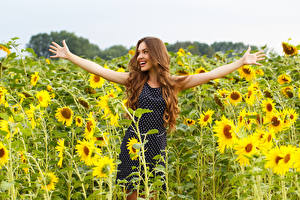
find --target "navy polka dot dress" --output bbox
[116,81,167,191]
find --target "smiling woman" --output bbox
[49,36,265,199]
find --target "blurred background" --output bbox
[1,0,300,58]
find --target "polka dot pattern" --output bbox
[116,82,167,191]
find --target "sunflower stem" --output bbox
[281,176,287,200]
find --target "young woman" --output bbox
[49,37,265,199]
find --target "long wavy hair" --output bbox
[124,37,187,133]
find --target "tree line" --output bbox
[27,30,258,60]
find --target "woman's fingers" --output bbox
[62,40,67,47]
[49,49,56,54]
[51,41,61,48]
[257,57,265,61]
[49,45,57,50]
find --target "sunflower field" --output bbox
[0,38,299,200]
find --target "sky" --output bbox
[1,0,300,56]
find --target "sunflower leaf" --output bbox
[147,129,159,135]
[134,108,152,118]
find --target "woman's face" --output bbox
[137,41,153,72]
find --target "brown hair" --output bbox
[124,37,187,134]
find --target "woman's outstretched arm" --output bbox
[177,47,266,90]
[48,40,129,85]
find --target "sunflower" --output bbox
[76,139,95,166]
[283,108,298,125]
[177,60,184,66]
[36,90,51,107]
[19,151,29,173]
[266,111,283,133]
[255,69,264,76]
[254,128,275,154]
[78,98,89,109]
[0,87,8,106]
[75,116,84,127]
[84,113,96,140]
[265,145,296,175]
[294,148,300,172]
[47,85,53,92]
[234,135,258,166]
[55,107,73,126]
[25,104,39,129]
[238,65,256,81]
[89,74,105,89]
[127,137,141,160]
[128,49,135,56]
[277,74,291,85]
[30,72,39,86]
[109,113,119,127]
[55,139,65,168]
[93,156,115,178]
[0,44,11,55]
[177,48,185,56]
[227,90,242,105]
[176,69,189,76]
[195,67,207,74]
[0,142,9,167]
[213,116,238,153]
[40,172,58,191]
[244,87,256,105]
[281,86,294,98]
[93,132,109,147]
[198,109,214,127]
[184,118,195,126]
[261,98,276,115]
[282,42,298,56]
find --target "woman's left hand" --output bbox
[241,47,266,66]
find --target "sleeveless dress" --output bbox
[115,82,167,191]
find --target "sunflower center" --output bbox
[256,115,263,124]
[77,118,81,123]
[282,77,288,82]
[284,154,290,163]
[204,115,210,122]
[96,136,104,141]
[199,69,205,73]
[61,108,71,119]
[266,104,273,112]
[267,135,272,142]
[259,134,264,139]
[101,164,110,175]
[242,67,251,74]
[248,90,252,97]
[223,125,232,139]
[0,148,5,157]
[275,156,283,164]
[39,96,43,102]
[93,75,100,83]
[45,175,52,185]
[83,146,90,156]
[245,144,253,153]
[271,117,280,127]
[230,92,240,100]
[87,121,93,132]
[132,146,137,153]
[33,76,37,82]
[290,115,294,119]
[239,116,243,123]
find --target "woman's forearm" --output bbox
[66,52,103,75]
[65,52,129,85]
[208,58,245,79]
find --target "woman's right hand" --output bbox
[49,40,70,59]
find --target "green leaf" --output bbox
[147,129,158,135]
[132,143,142,150]
[134,108,152,118]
